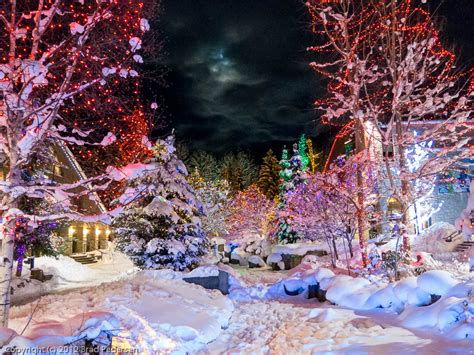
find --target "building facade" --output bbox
[0,141,112,255]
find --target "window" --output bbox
[53,165,63,177]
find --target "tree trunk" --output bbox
[355,125,368,267]
[348,238,354,258]
[0,224,16,327]
[332,237,339,260]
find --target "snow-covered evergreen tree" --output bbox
[273,143,308,244]
[113,136,208,271]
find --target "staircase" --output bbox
[70,254,98,265]
[453,241,474,255]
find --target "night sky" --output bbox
[153,0,473,159]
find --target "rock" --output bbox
[283,279,306,296]
[248,255,266,268]
[183,270,230,295]
[30,268,53,282]
[307,284,319,299]
[317,288,327,302]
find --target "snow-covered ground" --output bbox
[12,251,138,305]
[6,232,473,353]
[208,301,473,354]
[8,270,233,353]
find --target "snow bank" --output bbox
[393,277,431,306]
[417,270,458,296]
[4,312,119,350]
[228,263,472,340]
[413,222,462,253]
[35,255,97,283]
[9,269,234,353]
[272,242,326,256]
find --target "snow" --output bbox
[417,270,459,296]
[207,301,471,354]
[248,255,266,267]
[12,251,137,304]
[185,265,219,278]
[69,22,85,35]
[393,277,431,306]
[5,312,120,350]
[272,242,326,256]
[412,222,463,253]
[226,261,473,341]
[8,270,233,353]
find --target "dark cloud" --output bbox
[153,0,472,158]
[155,0,324,157]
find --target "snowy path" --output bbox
[206,265,473,354]
[207,300,471,354]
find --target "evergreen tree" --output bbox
[113,136,208,271]
[188,150,220,182]
[273,143,307,244]
[298,134,310,172]
[257,149,281,200]
[220,152,257,193]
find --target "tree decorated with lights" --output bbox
[0,0,154,325]
[188,169,231,239]
[306,136,323,173]
[113,136,208,271]
[273,143,308,243]
[257,149,281,200]
[306,0,472,263]
[298,134,310,172]
[226,184,275,243]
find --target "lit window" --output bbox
[53,165,63,177]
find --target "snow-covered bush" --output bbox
[113,137,208,271]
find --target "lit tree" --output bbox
[189,169,231,239]
[273,143,308,243]
[286,155,378,268]
[113,136,208,271]
[298,134,310,171]
[306,136,323,173]
[257,149,280,200]
[0,0,152,325]
[306,0,472,262]
[226,184,275,244]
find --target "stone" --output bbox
[307,284,319,299]
[183,270,230,295]
[30,268,53,282]
[283,283,304,296]
[280,249,328,270]
[316,288,327,302]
